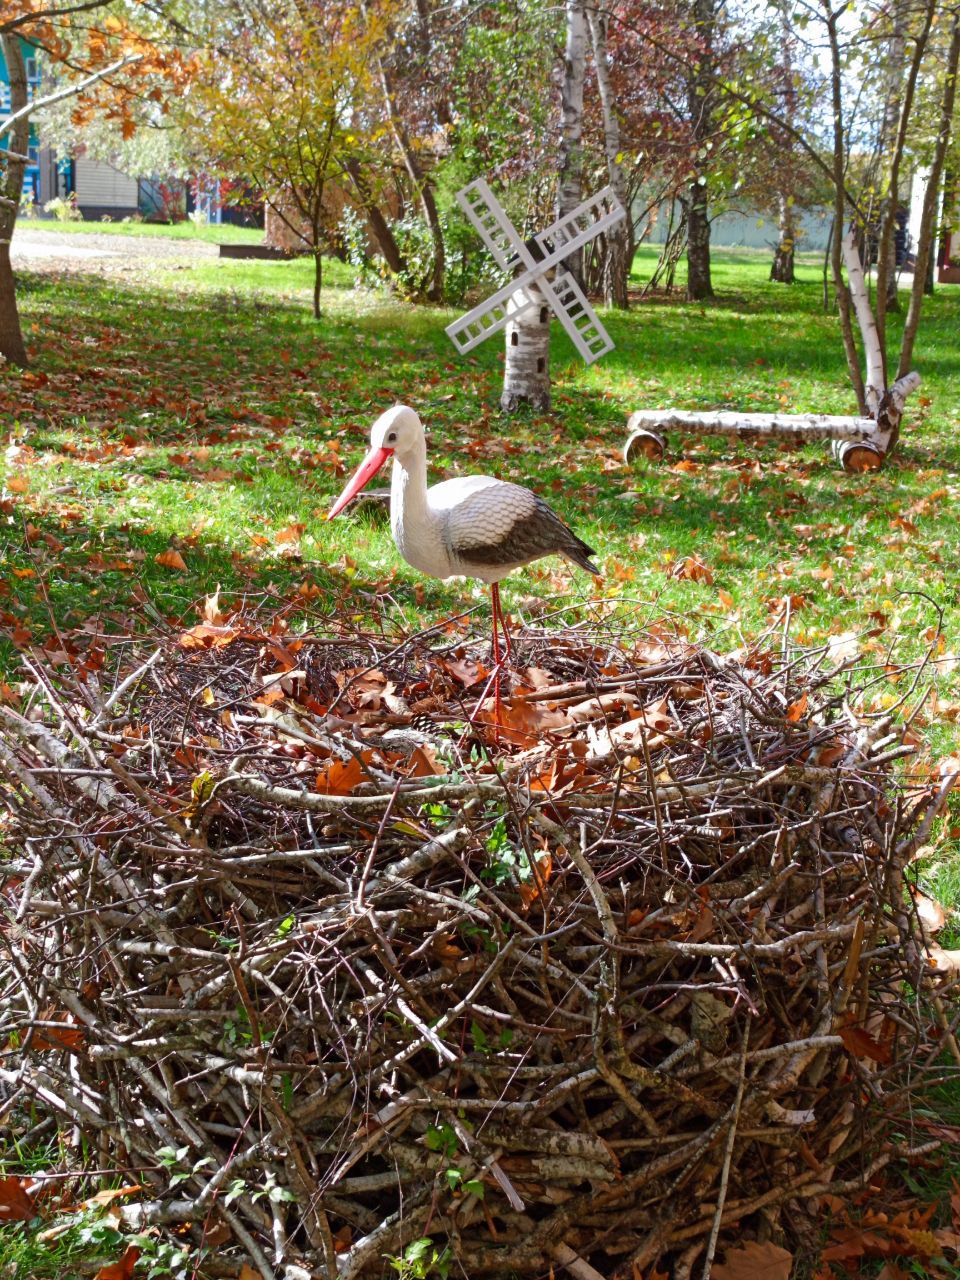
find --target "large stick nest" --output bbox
[0,611,954,1280]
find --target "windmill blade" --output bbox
[455,179,535,273]
[540,271,615,365]
[534,186,626,265]
[445,284,540,355]
[446,231,608,355]
[446,268,614,365]
[446,178,625,359]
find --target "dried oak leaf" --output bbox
[202,589,225,625]
[408,745,444,778]
[275,522,305,546]
[480,697,568,747]
[908,885,947,935]
[82,1185,142,1211]
[838,1024,893,1065]
[94,1247,140,1280]
[925,945,960,975]
[315,753,370,796]
[154,548,188,572]
[672,554,714,584]
[32,1012,86,1053]
[0,1177,37,1223]
[179,624,239,650]
[442,654,488,688]
[712,1241,793,1280]
[785,691,809,723]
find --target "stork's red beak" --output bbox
[327,446,393,519]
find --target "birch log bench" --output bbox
[625,231,922,474]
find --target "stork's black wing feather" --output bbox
[453,497,599,574]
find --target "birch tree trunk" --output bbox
[685,183,713,299]
[770,1,797,284]
[684,0,716,301]
[898,8,960,377]
[0,33,29,368]
[875,4,907,317]
[501,285,551,412]
[875,0,934,349]
[586,3,630,308]
[557,0,587,288]
[824,1,867,415]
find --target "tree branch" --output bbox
[0,52,143,134]
[0,0,113,36]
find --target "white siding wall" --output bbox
[74,158,138,209]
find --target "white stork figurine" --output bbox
[328,405,599,706]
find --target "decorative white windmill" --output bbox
[446,178,627,410]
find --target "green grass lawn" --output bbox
[14,214,265,244]
[4,242,960,715]
[3,238,959,861]
[2,234,960,1270]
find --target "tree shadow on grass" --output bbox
[15,268,960,427]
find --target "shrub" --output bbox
[339,206,505,304]
[43,194,82,222]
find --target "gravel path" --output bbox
[11,226,221,275]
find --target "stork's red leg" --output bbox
[495,585,512,661]
[491,583,503,723]
[490,582,501,667]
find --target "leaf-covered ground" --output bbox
[2,230,960,1273]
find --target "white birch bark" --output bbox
[557,0,587,286]
[626,409,880,440]
[623,391,919,471]
[586,3,630,307]
[899,7,960,375]
[876,0,907,316]
[840,230,884,414]
[501,284,551,412]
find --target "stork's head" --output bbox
[369,404,423,459]
[328,405,423,519]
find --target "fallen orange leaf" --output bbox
[712,1240,793,1280]
[408,745,444,778]
[0,1177,37,1223]
[276,522,305,545]
[32,1011,86,1053]
[202,589,225,625]
[785,691,808,722]
[155,548,188,572]
[179,624,239,650]
[83,1185,143,1210]
[838,1024,892,1064]
[519,854,553,910]
[95,1246,140,1280]
[316,754,370,796]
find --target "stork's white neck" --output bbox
[390,437,430,541]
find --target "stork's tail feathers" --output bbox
[564,535,601,577]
